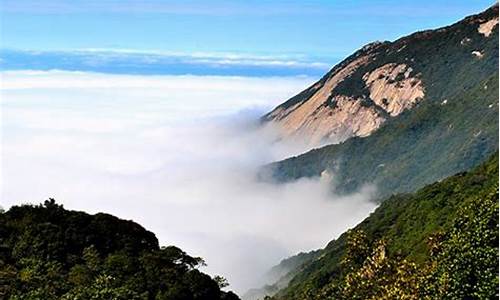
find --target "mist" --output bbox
[1,70,377,293]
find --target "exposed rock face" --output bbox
[264,48,425,145]
[265,53,388,144]
[478,17,499,37]
[472,50,484,58]
[363,63,424,116]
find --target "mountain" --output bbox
[250,6,500,299]
[242,250,320,300]
[264,5,498,146]
[263,5,499,199]
[0,200,240,300]
[268,152,498,300]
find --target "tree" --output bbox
[425,188,499,299]
[213,275,230,289]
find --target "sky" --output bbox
[0,0,494,76]
[0,0,495,295]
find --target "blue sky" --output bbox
[0,0,494,75]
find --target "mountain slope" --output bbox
[0,201,239,300]
[264,5,499,198]
[242,250,320,300]
[264,5,498,146]
[267,73,498,198]
[270,153,498,300]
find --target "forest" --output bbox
[0,200,239,300]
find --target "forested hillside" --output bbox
[0,201,240,300]
[269,153,498,300]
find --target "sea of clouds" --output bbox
[0,70,377,293]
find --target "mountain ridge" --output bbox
[264,4,498,146]
[262,4,499,199]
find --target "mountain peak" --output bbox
[264,4,498,146]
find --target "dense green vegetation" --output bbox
[0,201,239,300]
[265,5,499,199]
[267,153,498,300]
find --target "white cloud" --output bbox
[1,69,314,89]
[0,71,377,293]
[2,49,332,74]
